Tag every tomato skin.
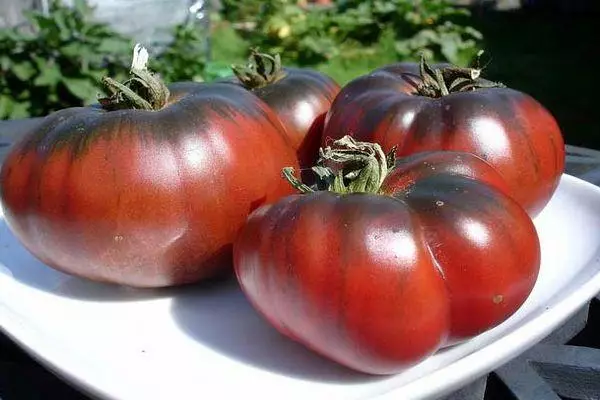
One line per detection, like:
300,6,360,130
234,151,540,374
235,192,451,374
233,68,340,168
383,150,511,197
0,82,298,288
322,63,565,216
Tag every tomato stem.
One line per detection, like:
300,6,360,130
282,136,396,195
232,49,287,89
99,44,170,111
416,52,505,98
282,167,314,193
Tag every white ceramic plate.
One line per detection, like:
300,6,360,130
2,174,600,400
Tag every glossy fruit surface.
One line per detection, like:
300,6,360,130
0,80,298,288
322,60,565,216
232,51,340,167
234,138,540,375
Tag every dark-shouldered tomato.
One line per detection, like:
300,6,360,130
321,58,565,216
0,48,298,288
234,136,540,375
230,50,340,168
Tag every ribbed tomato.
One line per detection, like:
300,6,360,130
231,50,340,168
321,58,565,216
234,136,540,375
0,47,298,288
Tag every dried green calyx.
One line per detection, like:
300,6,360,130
283,135,396,195
231,48,287,90
416,51,506,98
99,44,170,111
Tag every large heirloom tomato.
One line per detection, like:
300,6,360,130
321,58,565,216
231,50,340,168
0,47,298,288
234,136,540,375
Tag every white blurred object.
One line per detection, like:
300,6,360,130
189,0,205,19
131,43,150,71
0,0,36,28
60,0,191,48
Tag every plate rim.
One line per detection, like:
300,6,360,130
375,173,600,399
2,173,600,400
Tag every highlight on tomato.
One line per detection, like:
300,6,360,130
321,53,565,217
0,45,298,288
231,49,340,168
234,135,541,375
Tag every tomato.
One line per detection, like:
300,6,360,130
0,47,298,288
234,136,540,375
231,50,340,168
321,57,565,216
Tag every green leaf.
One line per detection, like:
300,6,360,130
0,55,11,71
440,35,459,64
12,62,37,81
373,1,396,14
97,37,132,54
464,26,484,40
204,62,232,81
0,28,26,42
73,0,91,16
0,95,11,119
88,70,106,81
34,65,62,86
53,10,71,40
0,95,30,119
61,77,99,102
394,40,411,57
60,42,85,58
10,101,30,119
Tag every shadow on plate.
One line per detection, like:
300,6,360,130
170,278,386,384
0,219,178,302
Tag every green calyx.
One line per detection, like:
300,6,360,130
231,48,287,90
99,44,170,111
283,135,396,195
416,51,506,98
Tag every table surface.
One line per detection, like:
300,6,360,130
1,118,600,400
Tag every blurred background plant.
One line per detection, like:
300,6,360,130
1,0,597,150
225,0,482,68
0,0,131,119
148,22,208,83
0,0,483,120
0,0,222,120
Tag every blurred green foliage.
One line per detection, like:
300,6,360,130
0,0,482,119
0,0,131,119
0,0,216,120
222,0,483,67
148,22,207,83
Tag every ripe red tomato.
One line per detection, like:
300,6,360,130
231,50,340,168
234,137,540,375
0,68,298,288
321,59,565,216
